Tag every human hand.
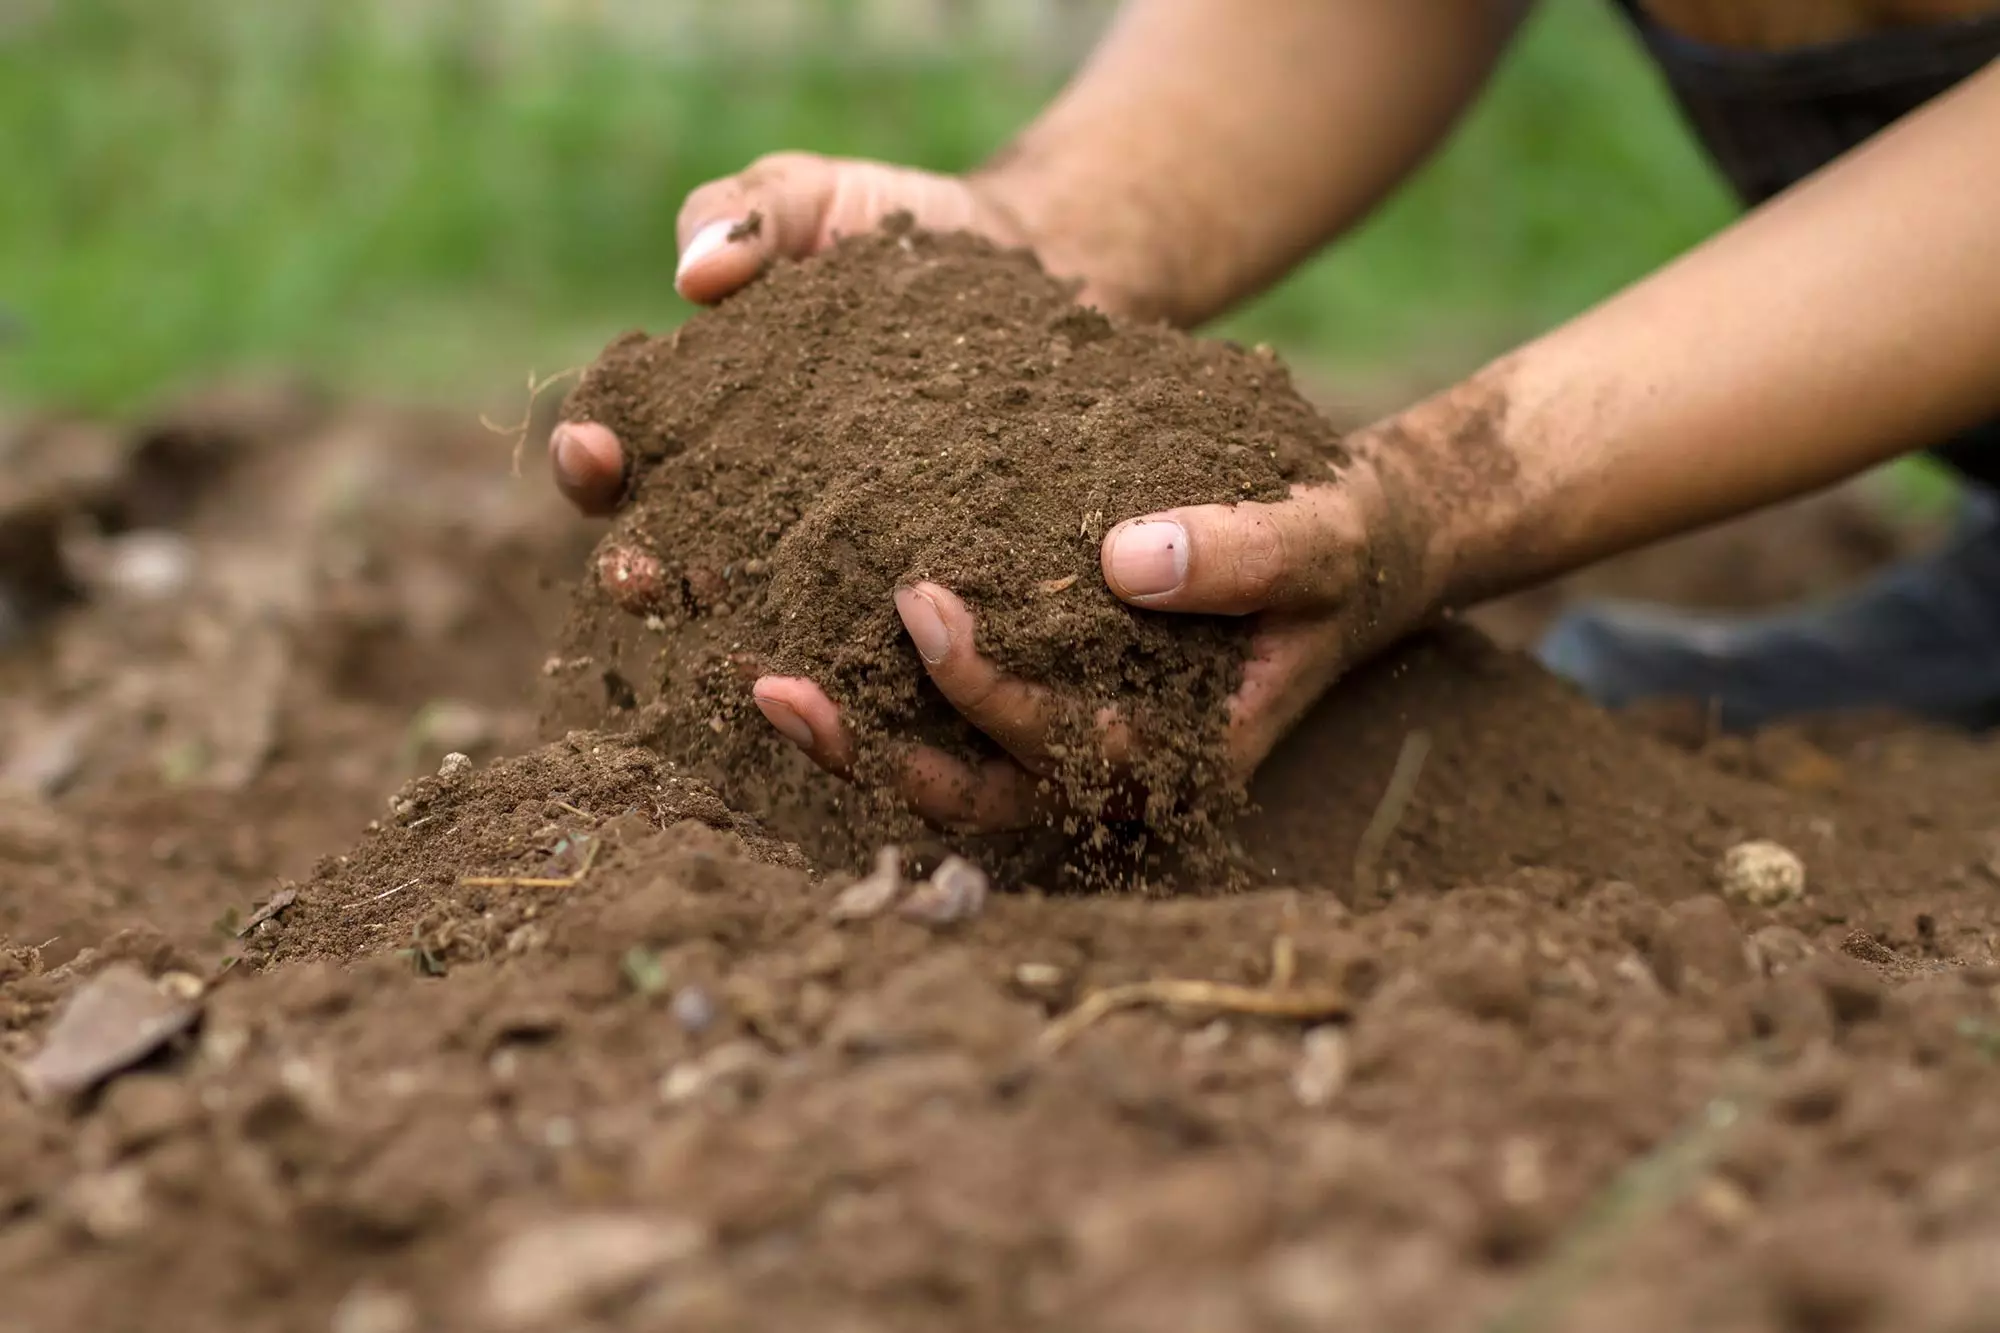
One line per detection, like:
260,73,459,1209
747,461,1429,833
549,152,1049,516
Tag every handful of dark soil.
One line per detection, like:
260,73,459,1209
558,220,1346,879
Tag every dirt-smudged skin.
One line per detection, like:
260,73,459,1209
554,220,1351,884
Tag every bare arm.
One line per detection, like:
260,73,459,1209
981,0,1533,325
1375,57,2000,613
560,0,1534,510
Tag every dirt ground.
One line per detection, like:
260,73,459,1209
5,373,2000,1333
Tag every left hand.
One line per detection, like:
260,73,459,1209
749,458,1431,832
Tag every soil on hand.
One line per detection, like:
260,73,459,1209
9,382,2000,1333
555,222,1349,882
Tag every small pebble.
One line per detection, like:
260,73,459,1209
898,855,989,926
330,1284,419,1333
1693,1175,1757,1234
1013,962,1066,997
1292,1026,1350,1108
828,846,904,922
101,530,195,601
157,971,205,1002
482,1212,709,1330
658,1041,765,1107
1719,840,1807,907
670,985,717,1034
63,1167,149,1243
437,751,474,783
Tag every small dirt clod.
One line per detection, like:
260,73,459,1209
1719,840,1808,907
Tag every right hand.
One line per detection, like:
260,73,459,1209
549,152,1045,516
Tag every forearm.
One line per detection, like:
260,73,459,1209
1377,58,2000,614
974,0,1529,326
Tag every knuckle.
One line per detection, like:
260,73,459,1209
947,664,1007,718
742,150,824,189
676,182,734,236
1219,513,1288,604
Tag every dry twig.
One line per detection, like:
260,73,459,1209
458,838,600,890
235,887,298,937
480,367,584,476
1352,729,1432,901
1039,976,1346,1055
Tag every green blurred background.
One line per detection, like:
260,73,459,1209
0,0,1745,417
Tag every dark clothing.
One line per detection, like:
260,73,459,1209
1609,1,2000,490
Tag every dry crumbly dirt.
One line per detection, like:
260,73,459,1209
553,224,1349,883
6,364,2000,1333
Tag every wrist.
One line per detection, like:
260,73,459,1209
966,147,1186,323
1347,363,1544,621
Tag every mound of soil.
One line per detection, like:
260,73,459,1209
556,220,1349,880
10,382,2000,1333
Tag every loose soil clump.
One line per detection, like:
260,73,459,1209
557,220,1349,880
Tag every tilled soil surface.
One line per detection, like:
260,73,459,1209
6,380,2000,1333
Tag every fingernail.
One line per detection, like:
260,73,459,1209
754,694,814,749
551,425,588,486
1105,520,1189,598
676,219,739,286
895,586,951,664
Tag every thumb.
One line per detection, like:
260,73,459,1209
674,151,843,303
1100,487,1366,616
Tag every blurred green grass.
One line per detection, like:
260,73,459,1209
2,0,1737,413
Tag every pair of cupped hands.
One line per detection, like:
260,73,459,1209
550,155,1416,833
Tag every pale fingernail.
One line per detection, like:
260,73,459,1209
675,219,739,287
895,586,951,664
1105,520,1189,598
754,694,814,749
551,425,590,485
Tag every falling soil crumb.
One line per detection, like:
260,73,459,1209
555,221,1347,883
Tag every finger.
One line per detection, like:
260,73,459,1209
751,675,1051,832
1223,617,1350,775
677,154,1006,304
895,747,1058,833
549,421,627,515
750,675,856,776
1100,485,1364,616
675,152,843,303
895,582,1134,771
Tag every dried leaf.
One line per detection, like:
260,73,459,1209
236,886,298,937
829,846,904,922
898,855,989,926
19,964,200,1100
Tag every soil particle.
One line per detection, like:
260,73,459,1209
556,223,1348,881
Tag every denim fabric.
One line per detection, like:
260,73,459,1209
1536,491,2000,730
